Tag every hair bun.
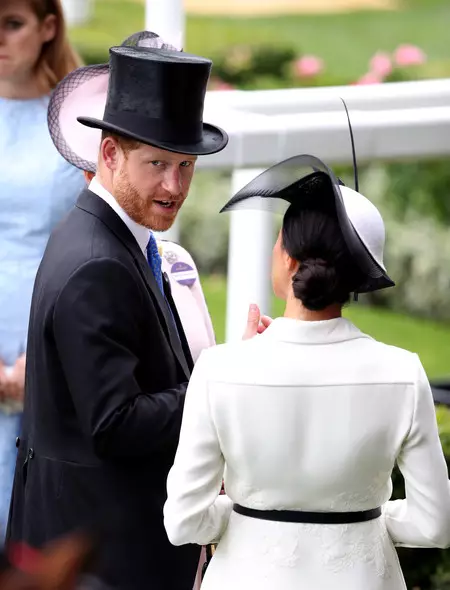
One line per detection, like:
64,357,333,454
292,258,344,311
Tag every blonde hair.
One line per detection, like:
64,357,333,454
29,0,82,94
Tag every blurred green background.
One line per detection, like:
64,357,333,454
71,0,450,81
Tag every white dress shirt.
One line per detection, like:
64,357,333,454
89,176,150,257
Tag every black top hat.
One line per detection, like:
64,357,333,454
78,45,228,156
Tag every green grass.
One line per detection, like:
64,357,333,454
70,0,450,80
201,275,450,379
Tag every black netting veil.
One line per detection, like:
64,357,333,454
48,64,108,173
47,30,182,173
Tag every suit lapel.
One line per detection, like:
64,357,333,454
76,189,191,380
163,272,194,373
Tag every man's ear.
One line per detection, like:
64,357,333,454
100,137,121,171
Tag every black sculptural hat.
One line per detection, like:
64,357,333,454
220,103,394,295
48,31,228,172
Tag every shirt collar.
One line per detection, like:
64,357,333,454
88,176,150,257
261,316,372,345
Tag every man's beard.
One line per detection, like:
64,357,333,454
113,168,180,232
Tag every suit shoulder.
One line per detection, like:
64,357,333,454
52,257,145,321
48,208,135,274
61,257,138,290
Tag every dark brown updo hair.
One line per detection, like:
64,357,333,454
281,202,364,311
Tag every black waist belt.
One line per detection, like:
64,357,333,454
233,503,382,524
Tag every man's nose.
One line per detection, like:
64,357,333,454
161,167,182,195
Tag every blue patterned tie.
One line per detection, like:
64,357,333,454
146,233,181,342
146,232,164,294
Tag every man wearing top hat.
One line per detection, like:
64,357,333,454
6,39,228,590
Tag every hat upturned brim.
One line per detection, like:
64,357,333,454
77,115,228,156
48,64,110,173
220,154,394,294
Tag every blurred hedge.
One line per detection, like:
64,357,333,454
393,406,450,589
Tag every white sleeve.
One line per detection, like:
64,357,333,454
384,356,450,548
164,350,232,546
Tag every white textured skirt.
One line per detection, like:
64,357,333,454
201,511,407,590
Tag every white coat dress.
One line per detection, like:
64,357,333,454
164,316,450,590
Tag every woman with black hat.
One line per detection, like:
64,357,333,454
164,156,450,590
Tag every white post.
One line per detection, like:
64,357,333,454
146,0,185,243
61,0,92,26
145,0,185,50
225,169,273,342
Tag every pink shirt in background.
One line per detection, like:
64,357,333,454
159,240,215,361
159,240,214,590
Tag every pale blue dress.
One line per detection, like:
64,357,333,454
0,95,84,543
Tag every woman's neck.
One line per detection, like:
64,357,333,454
283,295,342,322
0,75,43,100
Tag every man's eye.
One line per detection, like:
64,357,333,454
180,161,192,168
151,161,163,167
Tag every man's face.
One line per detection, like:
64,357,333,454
110,141,197,232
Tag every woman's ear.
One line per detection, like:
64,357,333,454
40,14,57,44
285,251,299,276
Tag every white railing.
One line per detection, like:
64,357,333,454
201,81,450,169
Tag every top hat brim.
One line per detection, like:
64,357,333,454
220,154,394,294
77,116,228,156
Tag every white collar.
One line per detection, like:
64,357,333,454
262,316,372,345
88,176,150,257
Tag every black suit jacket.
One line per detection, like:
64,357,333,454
6,190,200,589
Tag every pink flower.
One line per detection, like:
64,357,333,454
210,79,235,91
294,55,324,78
394,44,426,67
355,72,382,85
369,52,392,78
